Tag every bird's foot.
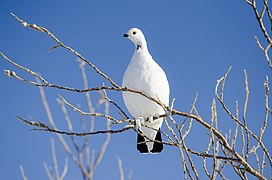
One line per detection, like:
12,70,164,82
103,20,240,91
148,113,162,123
135,117,144,131
146,113,163,123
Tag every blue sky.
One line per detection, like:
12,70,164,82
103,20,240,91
1,0,271,179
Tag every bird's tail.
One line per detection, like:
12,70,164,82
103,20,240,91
137,128,163,153
151,129,163,153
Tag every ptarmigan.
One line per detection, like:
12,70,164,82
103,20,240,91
122,28,170,153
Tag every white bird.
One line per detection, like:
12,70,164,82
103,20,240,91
122,28,170,153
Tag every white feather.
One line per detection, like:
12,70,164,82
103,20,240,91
122,28,170,152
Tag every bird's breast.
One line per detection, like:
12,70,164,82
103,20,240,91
122,52,169,118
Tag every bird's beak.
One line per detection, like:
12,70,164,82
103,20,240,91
123,33,129,37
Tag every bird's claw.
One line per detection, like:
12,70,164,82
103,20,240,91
135,117,144,131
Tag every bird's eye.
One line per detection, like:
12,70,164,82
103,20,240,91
133,31,137,35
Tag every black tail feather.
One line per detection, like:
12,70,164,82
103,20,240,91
137,130,148,153
151,129,163,153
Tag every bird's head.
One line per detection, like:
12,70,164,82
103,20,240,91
123,28,147,49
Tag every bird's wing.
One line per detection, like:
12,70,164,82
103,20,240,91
142,57,170,106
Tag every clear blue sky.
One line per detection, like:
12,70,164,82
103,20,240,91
1,0,271,179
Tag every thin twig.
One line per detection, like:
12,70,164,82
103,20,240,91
17,116,133,136
19,165,28,180
3,13,269,180
60,158,68,180
215,70,272,166
90,100,111,175
58,95,121,123
10,13,119,88
43,163,54,180
51,138,60,179
116,156,125,180
243,70,250,163
182,93,198,139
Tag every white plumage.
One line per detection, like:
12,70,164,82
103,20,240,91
122,28,170,153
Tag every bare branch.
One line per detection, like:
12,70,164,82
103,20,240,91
17,116,133,136
60,158,68,180
51,139,60,179
1,52,48,84
182,93,198,139
10,13,119,88
215,69,272,166
187,148,239,162
245,0,272,70
19,165,28,180
243,70,250,163
116,156,125,180
43,163,54,180
163,117,193,180
261,76,269,140
231,101,239,149
43,139,68,180
90,100,111,175
4,13,270,180
128,170,133,180
78,60,95,132
58,95,120,123
103,91,130,119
